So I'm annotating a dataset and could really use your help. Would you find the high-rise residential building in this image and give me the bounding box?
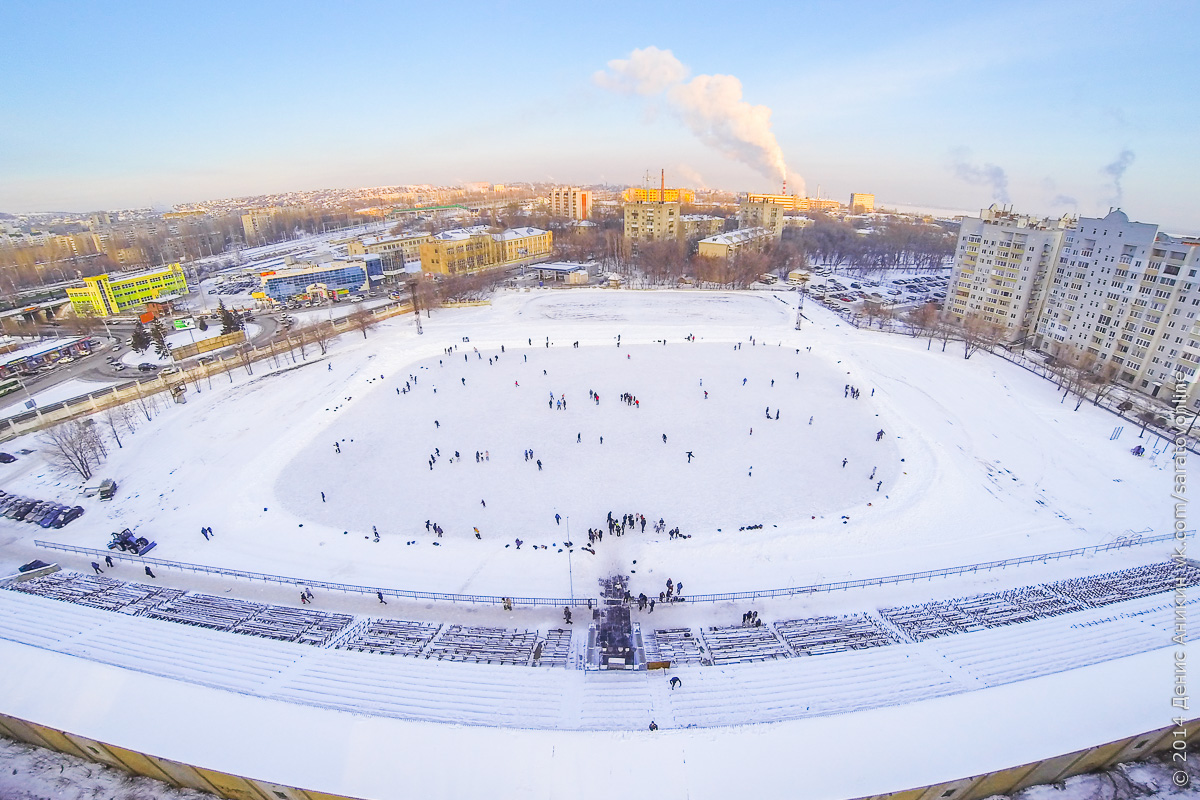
[241,208,280,241]
[622,188,695,204]
[946,206,1073,344]
[696,228,774,260]
[1035,210,1200,404]
[623,202,681,242]
[738,201,786,239]
[849,193,875,214]
[549,187,592,220]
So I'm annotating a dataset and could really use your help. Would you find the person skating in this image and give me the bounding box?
[669,676,681,690]
[686,451,694,463]
[144,566,155,579]
[877,480,883,492]
[876,429,885,441]
[662,433,667,444]
[201,527,210,540]
[334,442,341,454]
[474,527,482,539]
[537,459,543,470]
[91,561,103,574]
[555,513,561,525]
[842,458,848,468]
[321,491,326,503]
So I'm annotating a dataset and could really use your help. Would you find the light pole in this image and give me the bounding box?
[565,515,574,600]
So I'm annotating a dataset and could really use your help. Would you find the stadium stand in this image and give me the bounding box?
[774,613,899,655]
[700,624,791,664]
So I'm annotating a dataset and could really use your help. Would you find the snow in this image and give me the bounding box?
[119,323,262,366]
[0,377,119,418]
[0,288,1174,799]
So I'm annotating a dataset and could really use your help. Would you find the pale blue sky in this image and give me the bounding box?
[2,0,1197,230]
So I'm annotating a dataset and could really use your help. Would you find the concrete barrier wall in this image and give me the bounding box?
[0,707,1191,800]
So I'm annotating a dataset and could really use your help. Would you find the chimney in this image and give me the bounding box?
[660,169,665,204]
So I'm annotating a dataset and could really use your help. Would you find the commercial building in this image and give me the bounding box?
[744,194,842,214]
[737,201,786,239]
[418,227,553,276]
[946,206,1072,344]
[346,232,432,274]
[849,193,876,214]
[66,264,189,317]
[623,202,680,242]
[678,215,725,241]
[258,255,383,302]
[622,188,695,204]
[549,187,593,220]
[696,227,774,260]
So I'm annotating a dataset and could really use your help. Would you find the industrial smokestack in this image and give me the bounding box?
[660,169,665,204]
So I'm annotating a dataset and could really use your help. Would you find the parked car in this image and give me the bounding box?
[37,506,63,527]
[0,453,15,463]
[52,506,85,528]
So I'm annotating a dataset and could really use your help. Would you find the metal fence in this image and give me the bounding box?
[35,530,1180,608]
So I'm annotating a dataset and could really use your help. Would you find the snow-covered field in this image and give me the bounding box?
[119,323,262,366]
[0,288,1174,800]
[0,289,1165,597]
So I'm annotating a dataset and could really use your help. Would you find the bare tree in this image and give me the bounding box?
[309,320,338,355]
[346,305,378,339]
[960,313,1002,360]
[101,405,129,449]
[41,420,106,480]
[908,302,940,347]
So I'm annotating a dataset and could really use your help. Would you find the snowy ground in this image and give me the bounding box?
[0,377,120,418]
[0,289,1165,600]
[0,287,1174,800]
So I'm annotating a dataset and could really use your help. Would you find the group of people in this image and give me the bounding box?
[741,610,763,627]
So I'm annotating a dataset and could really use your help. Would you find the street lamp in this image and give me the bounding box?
[565,515,574,600]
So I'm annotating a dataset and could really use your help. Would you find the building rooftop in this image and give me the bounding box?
[699,227,772,246]
[493,227,548,240]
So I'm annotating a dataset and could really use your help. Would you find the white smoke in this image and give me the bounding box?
[595,47,803,194]
[951,151,1010,204]
[1102,149,1135,207]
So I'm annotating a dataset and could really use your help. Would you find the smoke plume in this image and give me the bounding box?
[595,47,802,193]
[1102,149,1135,207]
[951,153,1010,204]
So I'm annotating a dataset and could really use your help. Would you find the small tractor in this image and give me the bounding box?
[107,529,156,556]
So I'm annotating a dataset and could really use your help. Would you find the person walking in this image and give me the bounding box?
[144,566,155,579]
[104,555,114,568]
[563,607,573,624]
[321,491,326,503]
[555,513,561,525]
[842,458,848,468]
[877,480,883,492]
[377,591,387,604]
[91,561,103,574]
[669,676,681,690]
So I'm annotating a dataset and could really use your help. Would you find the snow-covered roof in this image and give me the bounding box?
[432,226,492,241]
[493,226,548,240]
[680,214,722,222]
[532,261,591,273]
[1,336,84,366]
[699,226,772,246]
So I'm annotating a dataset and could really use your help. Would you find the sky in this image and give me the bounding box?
[1,0,1198,230]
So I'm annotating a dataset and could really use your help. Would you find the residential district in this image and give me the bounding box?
[0,180,1194,418]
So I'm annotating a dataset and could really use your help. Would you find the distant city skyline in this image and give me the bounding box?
[2,0,1197,231]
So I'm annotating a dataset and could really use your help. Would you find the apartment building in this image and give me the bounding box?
[744,194,841,214]
[738,201,786,239]
[623,202,681,242]
[946,206,1072,344]
[1036,210,1200,404]
[696,227,774,260]
[679,215,724,241]
[549,187,593,220]
[241,207,280,241]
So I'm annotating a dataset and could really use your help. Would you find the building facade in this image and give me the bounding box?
[419,227,553,276]
[258,256,383,302]
[623,202,680,242]
[744,194,841,214]
[66,264,189,317]
[678,215,725,241]
[849,193,876,214]
[737,202,786,239]
[696,227,774,260]
[946,207,1072,344]
[241,208,280,242]
[1035,210,1200,403]
[346,232,432,273]
[549,187,593,220]
[622,188,695,204]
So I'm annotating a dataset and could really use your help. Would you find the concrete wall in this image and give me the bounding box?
[0,709,1193,800]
